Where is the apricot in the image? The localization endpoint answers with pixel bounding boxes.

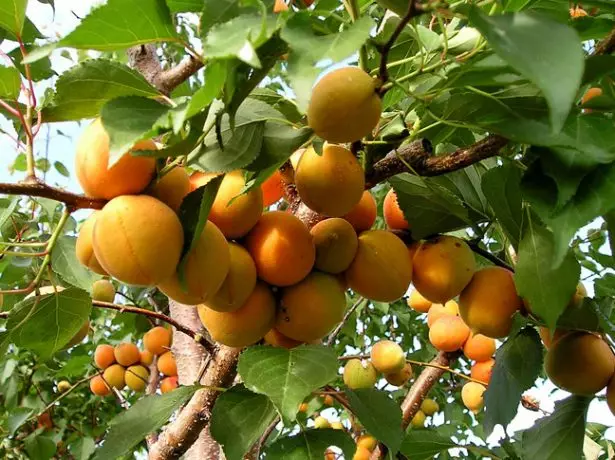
[384,362,413,386]
[410,410,426,428]
[343,359,378,389]
[57,380,71,393]
[140,350,154,366]
[524,281,587,315]
[75,212,107,275]
[114,343,140,367]
[581,87,602,108]
[158,351,178,376]
[261,170,285,206]
[383,189,408,230]
[295,143,365,217]
[151,167,191,211]
[325,449,336,460]
[313,416,330,429]
[471,359,495,385]
[331,421,343,430]
[357,434,377,451]
[94,344,116,369]
[189,171,219,191]
[463,334,496,361]
[160,376,179,393]
[245,211,315,286]
[407,289,432,313]
[545,332,615,395]
[412,235,475,303]
[323,395,334,406]
[459,267,522,338]
[429,315,470,352]
[307,66,382,143]
[607,375,615,416]
[343,191,377,232]
[144,326,172,356]
[206,243,257,313]
[64,321,89,348]
[298,402,309,413]
[461,382,486,412]
[264,328,303,349]
[420,398,439,416]
[310,218,358,274]
[90,375,111,396]
[93,195,184,286]
[345,230,412,302]
[103,364,126,389]
[408,241,421,261]
[125,365,149,392]
[198,282,276,348]
[208,171,263,239]
[276,272,346,341]
[371,340,405,374]
[91,279,115,303]
[426,300,459,327]
[538,327,568,349]
[353,446,372,460]
[75,118,156,199]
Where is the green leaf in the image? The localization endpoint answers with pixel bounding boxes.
[7,407,33,436]
[281,13,375,110]
[0,65,21,99]
[69,437,96,460]
[54,161,69,177]
[210,385,277,460]
[583,55,615,84]
[265,429,356,460]
[51,236,102,291]
[42,59,160,123]
[469,9,584,132]
[237,345,338,421]
[184,62,227,120]
[0,196,19,229]
[25,433,56,460]
[7,45,55,82]
[481,163,523,249]
[345,389,403,454]
[604,211,615,260]
[251,88,303,124]
[521,395,591,460]
[201,0,246,35]
[514,213,580,329]
[0,0,27,36]
[484,327,543,436]
[7,287,92,359]
[400,430,457,460]
[93,386,199,460]
[166,0,202,13]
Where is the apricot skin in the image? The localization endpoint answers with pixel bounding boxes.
[158,221,230,305]
[75,212,107,276]
[75,118,156,199]
[261,170,285,207]
[264,328,303,349]
[160,376,178,393]
[412,235,476,303]
[125,365,149,392]
[463,334,496,362]
[345,230,413,302]
[407,290,432,313]
[343,191,377,232]
[276,272,346,342]
[205,243,257,313]
[471,359,495,385]
[114,343,140,367]
[357,434,377,451]
[538,327,568,349]
[545,332,615,395]
[343,359,378,389]
[429,316,470,352]
[461,382,486,412]
[310,218,358,274]
[353,446,372,460]
[307,66,382,143]
[371,340,405,374]
[198,282,276,348]
[459,267,522,339]
[93,195,184,287]
[426,300,458,327]
[94,344,116,369]
[384,362,413,386]
[158,351,178,376]
[245,211,315,287]
[144,326,172,356]
[383,189,409,230]
[295,143,365,217]
[421,398,439,416]
[92,279,115,303]
[90,375,111,396]
[140,350,154,366]
[151,167,191,211]
[103,364,126,389]
[411,410,426,428]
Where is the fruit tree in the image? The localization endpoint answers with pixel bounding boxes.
[1,0,615,459]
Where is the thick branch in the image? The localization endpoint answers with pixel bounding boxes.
[0,181,106,210]
[365,135,508,188]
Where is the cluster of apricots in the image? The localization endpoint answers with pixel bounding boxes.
[89,327,178,396]
[343,340,413,389]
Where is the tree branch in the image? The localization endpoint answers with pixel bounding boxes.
[0,181,106,210]
[594,26,615,56]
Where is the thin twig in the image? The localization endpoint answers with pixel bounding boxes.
[34,375,93,419]
[326,297,366,346]
[467,241,514,272]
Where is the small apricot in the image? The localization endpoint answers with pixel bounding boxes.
[151,167,191,211]
[371,340,405,374]
[157,351,178,377]
[261,170,285,206]
[91,279,115,303]
[410,410,426,428]
[140,350,154,366]
[420,398,439,416]
[160,376,179,393]
[94,344,116,369]
[426,300,459,327]
[264,328,303,349]
[143,326,172,356]
[331,421,343,430]
[126,365,149,392]
[384,362,413,386]
[103,364,126,389]
[323,395,334,406]
[310,218,358,274]
[463,334,496,362]
[114,343,140,367]
[76,212,108,275]
[342,191,377,232]
[357,434,377,451]
[353,446,372,460]
[471,359,495,385]
[313,416,330,429]
[429,315,470,352]
[90,375,111,396]
[383,189,408,230]
[343,359,378,389]
[407,290,432,313]
[461,381,486,412]
[57,380,71,393]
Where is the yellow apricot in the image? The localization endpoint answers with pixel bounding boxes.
[343,359,378,389]
[371,340,405,374]
[264,328,303,349]
[307,67,382,143]
[94,344,116,369]
[426,300,459,327]
[140,350,154,366]
[205,243,257,313]
[57,380,71,393]
[343,190,377,232]
[407,289,432,313]
[151,167,191,211]
[429,316,470,352]
[463,334,496,362]
[90,375,111,396]
[114,343,140,367]
[420,398,439,416]
[383,189,409,230]
[461,382,486,412]
[160,375,178,393]
[158,351,178,376]
[103,364,126,389]
[345,230,413,302]
[158,220,230,305]
[91,279,115,303]
[245,211,315,287]
[125,365,149,392]
[143,326,172,356]
[410,410,426,428]
[208,171,263,239]
[471,359,495,385]
[459,267,522,338]
[310,218,358,274]
[75,212,107,275]
[198,282,276,348]
[353,446,372,460]
[357,434,377,451]
[412,235,476,303]
[545,332,615,395]
[331,421,343,430]
[276,272,346,342]
[384,362,413,386]
[93,195,184,286]
[295,143,365,217]
[313,416,330,429]
[75,118,156,199]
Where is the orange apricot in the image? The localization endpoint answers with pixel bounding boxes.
[407,289,432,313]
[429,315,470,352]
[103,364,126,389]
[90,375,111,396]
[140,350,154,366]
[353,446,372,460]
[310,218,358,274]
[371,340,405,374]
[357,434,377,451]
[463,334,496,362]
[160,376,179,393]
[581,87,603,106]
[261,170,285,206]
[264,328,303,349]
[245,211,315,286]
[125,365,149,392]
[189,171,219,192]
[114,343,140,367]
[94,344,116,369]
[383,189,408,230]
[158,351,178,377]
[426,300,459,327]
[75,118,156,199]
[471,359,495,385]
[143,326,172,356]
[538,327,569,349]
[461,381,486,412]
[75,212,107,275]
[384,362,413,386]
[151,167,191,211]
[342,191,377,232]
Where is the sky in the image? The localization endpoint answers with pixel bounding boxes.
[0,0,614,455]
